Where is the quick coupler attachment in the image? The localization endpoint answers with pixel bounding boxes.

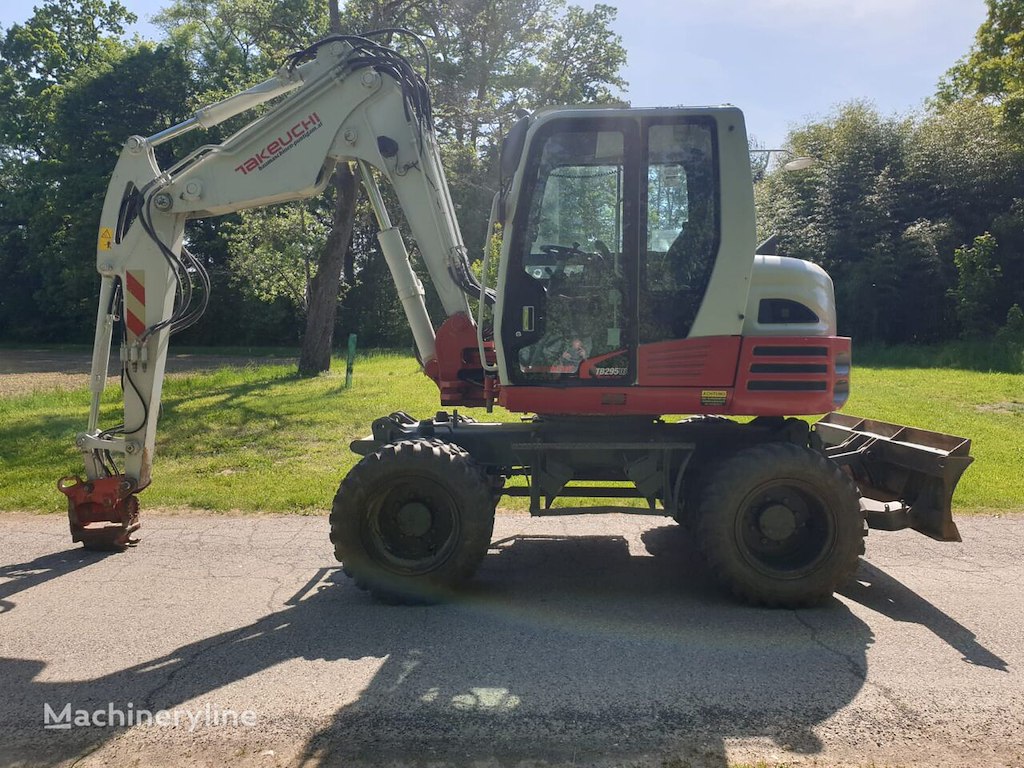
[57,475,141,550]
[813,413,973,542]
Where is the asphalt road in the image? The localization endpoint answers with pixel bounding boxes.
[1,512,1022,768]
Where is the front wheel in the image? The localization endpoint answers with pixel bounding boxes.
[330,439,495,604]
[695,443,863,607]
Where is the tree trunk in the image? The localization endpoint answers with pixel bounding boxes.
[295,0,353,377]
[297,163,358,376]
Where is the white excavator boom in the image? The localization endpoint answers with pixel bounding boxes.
[59,34,481,546]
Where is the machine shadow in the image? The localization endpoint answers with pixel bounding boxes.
[3,524,875,768]
[301,526,872,766]
[838,559,1008,671]
[0,549,111,615]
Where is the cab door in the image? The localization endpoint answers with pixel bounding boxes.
[499,113,723,390]
[500,117,639,385]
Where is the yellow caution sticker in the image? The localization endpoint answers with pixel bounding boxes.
[98,227,114,251]
[701,389,728,406]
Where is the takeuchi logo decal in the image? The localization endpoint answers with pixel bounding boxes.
[234,113,322,175]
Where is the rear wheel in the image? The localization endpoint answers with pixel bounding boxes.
[696,442,863,607]
[330,439,494,604]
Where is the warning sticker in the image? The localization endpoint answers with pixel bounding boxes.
[98,227,113,251]
[701,390,728,406]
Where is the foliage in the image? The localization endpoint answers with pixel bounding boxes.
[996,303,1024,352]
[8,0,1024,357]
[118,0,625,351]
[0,1,197,340]
[756,100,1024,344]
[952,233,1002,337]
[533,4,627,106]
[154,0,326,94]
[225,200,332,309]
[0,0,135,151]
[335,215,416,347]
[938,0,1024,125]
[346,0,627,308]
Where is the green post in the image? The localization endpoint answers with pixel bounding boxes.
[345,333,357,388]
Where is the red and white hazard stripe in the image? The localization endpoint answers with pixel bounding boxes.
[125,271,146,338]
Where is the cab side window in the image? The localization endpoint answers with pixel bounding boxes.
[640,121,719,343]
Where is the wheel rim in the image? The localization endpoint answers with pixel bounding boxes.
[363,476,461,575]
[733,480,836,579]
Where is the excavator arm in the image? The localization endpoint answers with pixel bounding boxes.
[58,33,488,548]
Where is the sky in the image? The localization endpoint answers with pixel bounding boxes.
[0,0,989,149]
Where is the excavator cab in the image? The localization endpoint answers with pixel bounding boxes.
[491,107,853,417]
[500,113,721,388]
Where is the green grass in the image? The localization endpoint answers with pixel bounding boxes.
[856,339,1024,374]
[0,350,1021,513]
[0,351,451,513]
[841,366,1022,511]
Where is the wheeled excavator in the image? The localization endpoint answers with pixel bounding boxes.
[58,31,974,606]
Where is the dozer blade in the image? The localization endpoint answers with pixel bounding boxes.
[813,413,973,542]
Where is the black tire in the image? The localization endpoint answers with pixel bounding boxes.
[671,416,734,527]
[696,442,863,607]
[672,463,709,529]
[330,439,495,604]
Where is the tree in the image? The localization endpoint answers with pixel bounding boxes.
[0,0,187,340]
[156,0,355,374]
[336,211,415,346]
[37,44,194,337]
[938,0,1024,124]
[908,99,1024,335]
[0,0,136,153]
[226,205,331,310]
[997,302,1024,348]
[534,4,626,106]
[211,0,627,358]
[951,232,1002,338]
[298,163,358,374]
[753,2,1024,347]
[296,0,358,376]
[346,0,627,266]
[0,0,628,352]
[756,98,1024,344]
[755,103,912,342]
